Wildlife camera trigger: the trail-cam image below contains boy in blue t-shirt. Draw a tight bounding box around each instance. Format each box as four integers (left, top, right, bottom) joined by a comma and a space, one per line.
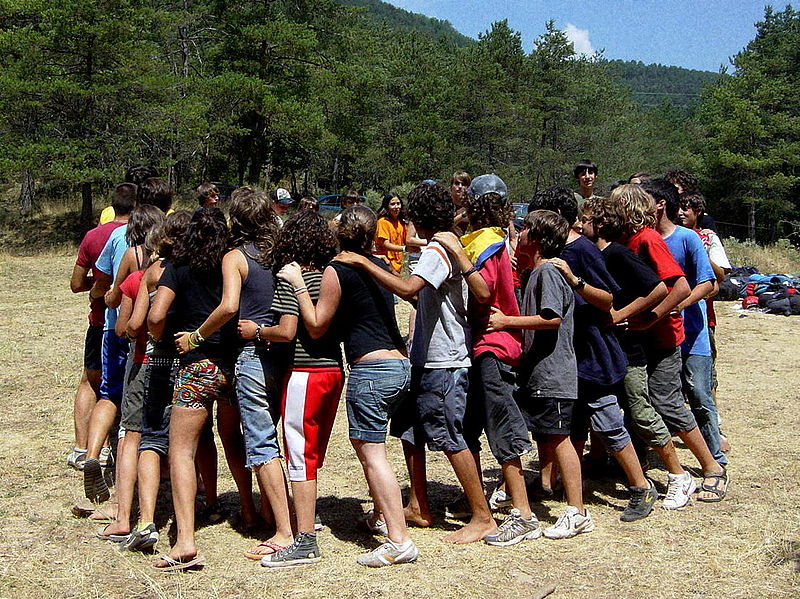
648, 179, 727, 502
489, 209, 592, 539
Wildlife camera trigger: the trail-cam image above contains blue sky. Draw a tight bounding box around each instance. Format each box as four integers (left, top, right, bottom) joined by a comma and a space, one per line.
384, 1, 789, 72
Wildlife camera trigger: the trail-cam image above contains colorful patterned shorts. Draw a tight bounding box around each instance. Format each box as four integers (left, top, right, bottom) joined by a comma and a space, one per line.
173, 359, 235, 409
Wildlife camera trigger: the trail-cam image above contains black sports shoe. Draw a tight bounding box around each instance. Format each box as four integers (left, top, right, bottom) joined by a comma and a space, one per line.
621, 479, 658, 522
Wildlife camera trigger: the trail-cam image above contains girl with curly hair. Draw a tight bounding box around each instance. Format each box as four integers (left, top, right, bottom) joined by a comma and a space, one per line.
374, 192, 407, 275
255, 210, 343, 567
278, 205, 418, 568
147, 206, 250, 571
171, 193, 294, 560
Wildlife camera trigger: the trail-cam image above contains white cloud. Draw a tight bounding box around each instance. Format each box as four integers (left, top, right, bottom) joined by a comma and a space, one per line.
564, 23, 595, 56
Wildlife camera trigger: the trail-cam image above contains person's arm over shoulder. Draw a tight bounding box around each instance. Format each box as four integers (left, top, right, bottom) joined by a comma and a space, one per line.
488, 265, 563, 332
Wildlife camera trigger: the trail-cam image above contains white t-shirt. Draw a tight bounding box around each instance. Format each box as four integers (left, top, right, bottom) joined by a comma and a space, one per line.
409, 241, 471, 369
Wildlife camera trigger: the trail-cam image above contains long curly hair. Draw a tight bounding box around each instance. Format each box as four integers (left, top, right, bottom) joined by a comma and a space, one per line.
272, 210, 337, 270
229, 191, 279, 267
126, 204, 165, 246
609, 184, 656, 238
172, 207, 229, 282
465, 191, 513, 230
407, 182, 453, 233
338, 205, 377, 253
145, 210, 191, 261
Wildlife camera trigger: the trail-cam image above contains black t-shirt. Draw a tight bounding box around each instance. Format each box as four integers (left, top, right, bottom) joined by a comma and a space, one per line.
328, 255, 405, 363
158, 262, 237, 363
601, 242, 663, 367
560, 235, 628, 386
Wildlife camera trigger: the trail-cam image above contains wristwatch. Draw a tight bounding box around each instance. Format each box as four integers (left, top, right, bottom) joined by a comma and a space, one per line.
570, 277, 586, 291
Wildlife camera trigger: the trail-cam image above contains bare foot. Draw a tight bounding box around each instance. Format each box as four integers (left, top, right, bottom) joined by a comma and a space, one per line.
442, 517, 497, 544
99, 521, 130, 536
404, 506, 432, 528
89, 504, 118, 521
243, 535, 293, 560
720, 435, 731, 454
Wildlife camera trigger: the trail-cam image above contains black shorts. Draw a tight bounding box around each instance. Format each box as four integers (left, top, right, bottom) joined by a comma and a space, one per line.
465, 353, 531, 464
83, 325, 103, 371
520, 393, 576, 437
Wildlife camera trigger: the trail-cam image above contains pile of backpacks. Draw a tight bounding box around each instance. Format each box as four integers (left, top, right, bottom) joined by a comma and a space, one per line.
718, 266, 800, 315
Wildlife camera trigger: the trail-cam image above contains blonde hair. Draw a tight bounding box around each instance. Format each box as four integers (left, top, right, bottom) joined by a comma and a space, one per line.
609, 184, 656, 237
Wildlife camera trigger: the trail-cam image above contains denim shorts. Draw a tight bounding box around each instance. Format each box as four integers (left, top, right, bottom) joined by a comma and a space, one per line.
234, 345, 282, 468
346, 359, 411, 443
413, 366, 472, 453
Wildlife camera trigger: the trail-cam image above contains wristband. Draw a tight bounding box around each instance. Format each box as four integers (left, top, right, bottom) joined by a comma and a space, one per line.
294, 286, 309, 295
463, 265, 478, 277
255, 324, 267, 343
194, 329, 206, 343
187, 332, 200, 348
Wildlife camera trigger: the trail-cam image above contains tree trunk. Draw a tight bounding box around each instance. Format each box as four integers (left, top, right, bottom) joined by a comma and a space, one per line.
748, 202, 756, 242
80, 181, 93, 230
19, 171, 34, 215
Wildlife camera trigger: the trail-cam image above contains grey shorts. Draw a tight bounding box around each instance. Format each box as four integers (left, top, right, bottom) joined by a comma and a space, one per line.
572, 380, 631, 453
120, 359, 146, 433
401, 366, 474, 453
465, 353, 531, 464
645, 345, 697, 434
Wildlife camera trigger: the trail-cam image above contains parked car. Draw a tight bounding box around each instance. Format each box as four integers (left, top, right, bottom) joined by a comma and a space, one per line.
513, 202, 528, 231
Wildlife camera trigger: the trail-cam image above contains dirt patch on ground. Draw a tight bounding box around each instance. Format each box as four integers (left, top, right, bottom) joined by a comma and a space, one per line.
0, 254, 797, 598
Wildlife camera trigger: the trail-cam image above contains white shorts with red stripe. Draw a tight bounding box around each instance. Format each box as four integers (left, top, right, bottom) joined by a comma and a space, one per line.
282, 367, 345, 482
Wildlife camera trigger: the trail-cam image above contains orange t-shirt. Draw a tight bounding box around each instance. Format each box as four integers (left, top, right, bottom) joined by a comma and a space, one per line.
374, 217, 407, 274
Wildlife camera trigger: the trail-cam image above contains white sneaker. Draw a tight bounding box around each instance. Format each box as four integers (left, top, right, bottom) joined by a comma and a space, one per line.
66, 449, 87, 471
356, 541, 418, 567
543, 506, 594, 539
488, 486, 513, 512
663, 471, 697, 510
99, 446, 113, 468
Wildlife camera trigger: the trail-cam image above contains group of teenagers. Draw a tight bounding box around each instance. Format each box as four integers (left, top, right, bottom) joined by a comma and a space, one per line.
67, 162, 731, 572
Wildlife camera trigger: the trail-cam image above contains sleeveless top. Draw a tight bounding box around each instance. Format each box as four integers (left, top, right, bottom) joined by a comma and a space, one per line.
329, 254, 405, 363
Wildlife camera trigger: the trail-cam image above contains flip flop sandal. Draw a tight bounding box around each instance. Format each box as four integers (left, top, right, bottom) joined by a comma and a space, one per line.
95, 525, 128, 542
243, 542, 286, 561
697, 469, 729, 503
152, 554, 205, 572
83, 459, 110, 504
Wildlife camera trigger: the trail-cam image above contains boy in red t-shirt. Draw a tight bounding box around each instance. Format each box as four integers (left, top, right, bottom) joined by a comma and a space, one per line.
67, 187, 134, 471
614, 184, 726, 509
436, 174, 539, 546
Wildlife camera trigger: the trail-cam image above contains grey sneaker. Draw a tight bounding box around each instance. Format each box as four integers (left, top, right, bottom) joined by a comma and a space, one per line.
314, 513, 323, 531
488, 486, 513, 512
483, 509, 542, 546
621, 480, 658, 522
356, 540, 419, 568
445, 495, 472, 519
261, 532, 321, 568
359, 511, 388, 536
121, 522, 159, 552
67, 449, 87, 471
543, 506, 594, 539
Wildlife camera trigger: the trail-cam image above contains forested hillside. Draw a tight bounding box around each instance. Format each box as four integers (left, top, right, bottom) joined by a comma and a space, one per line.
339, 0, 472, 47
605, 60, 722, 108
1, 1, 798, 242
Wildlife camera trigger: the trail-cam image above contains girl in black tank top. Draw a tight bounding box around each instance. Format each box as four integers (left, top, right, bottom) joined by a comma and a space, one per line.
174, 193, 295, 557
278, 206, 417, 567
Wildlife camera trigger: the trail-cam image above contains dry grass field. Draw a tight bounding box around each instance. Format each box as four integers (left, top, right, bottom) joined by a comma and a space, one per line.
0, 252, 798, 599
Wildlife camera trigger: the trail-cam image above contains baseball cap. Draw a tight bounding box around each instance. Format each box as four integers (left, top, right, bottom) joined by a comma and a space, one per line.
468, 174, 507, 198
274, 188, 294, 204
